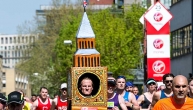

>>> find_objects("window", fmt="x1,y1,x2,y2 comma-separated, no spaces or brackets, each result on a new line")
12,51,14,57
22,37,24,43
5,37,8,44
10,37,12,43
14,37,16,43
1,38,3,44
171,24,192,58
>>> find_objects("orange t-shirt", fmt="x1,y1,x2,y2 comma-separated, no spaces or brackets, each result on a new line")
153,97,193,110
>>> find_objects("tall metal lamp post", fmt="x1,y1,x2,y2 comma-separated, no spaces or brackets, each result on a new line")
63,40,73,105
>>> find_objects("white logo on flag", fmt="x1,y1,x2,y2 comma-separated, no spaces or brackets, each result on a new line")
152,60,165,73
153,39,163,49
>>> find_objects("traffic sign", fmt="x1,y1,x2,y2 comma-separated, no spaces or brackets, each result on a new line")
144,2,173,31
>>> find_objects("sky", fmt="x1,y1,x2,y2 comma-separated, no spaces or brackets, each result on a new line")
0,0,52,34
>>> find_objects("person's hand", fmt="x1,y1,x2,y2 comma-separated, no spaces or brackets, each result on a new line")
125,101,132,108
112,106,119,110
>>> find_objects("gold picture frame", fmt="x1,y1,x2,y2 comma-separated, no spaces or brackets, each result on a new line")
70,67,107,109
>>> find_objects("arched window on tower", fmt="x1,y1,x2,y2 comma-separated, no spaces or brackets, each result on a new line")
88,41,90,49
82,57,84,67
79,41,81,49
85,57,87,67
82,41,84,49
88,57,90,67
85,41,87,48
78,57,80,67
91,57,93,67
94,57,96,67
91,41,93,48
97,57,100,66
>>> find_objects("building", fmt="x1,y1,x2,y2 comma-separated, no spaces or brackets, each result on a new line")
0,34,38,96
0,34,38,68
0,55,31,96
170,0,192,77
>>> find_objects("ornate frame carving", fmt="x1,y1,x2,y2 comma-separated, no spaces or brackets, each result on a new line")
71,67,107,107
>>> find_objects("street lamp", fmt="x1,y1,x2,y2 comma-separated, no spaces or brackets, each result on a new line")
64,40,72,45
64,40,73,105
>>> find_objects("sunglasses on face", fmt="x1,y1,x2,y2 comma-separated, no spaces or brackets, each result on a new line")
0,101,6,105
148,82,156,85
165,80,173,83
61,88,67,91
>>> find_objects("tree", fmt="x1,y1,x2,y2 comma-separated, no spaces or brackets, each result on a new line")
55,4,146,80
16,0,83,95
16,1,146,95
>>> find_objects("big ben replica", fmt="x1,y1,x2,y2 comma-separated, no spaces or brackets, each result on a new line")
68,3,108,110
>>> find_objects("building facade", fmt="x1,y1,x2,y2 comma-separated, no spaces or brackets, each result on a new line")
170,0,192,77
1,67,31,97
0,34,38,68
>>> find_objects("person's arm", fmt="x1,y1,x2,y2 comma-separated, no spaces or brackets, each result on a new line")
118,95,128,110
126,92,140,110
137,94,144,106
31,100,38,110
150,91,160,110
50,98,57,110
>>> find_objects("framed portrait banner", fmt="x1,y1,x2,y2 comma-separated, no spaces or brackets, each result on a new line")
70,67,108,110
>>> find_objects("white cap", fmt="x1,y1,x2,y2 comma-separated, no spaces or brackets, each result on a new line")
60,83,67,89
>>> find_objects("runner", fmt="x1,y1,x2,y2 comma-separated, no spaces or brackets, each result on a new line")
132,86,139,100
18,90,32,110
107,76,127,110
116,76,140,110
151,74,174,110
125,81,133,92
0,93,7,110
188,76,193,98
153,75,193,110
7,91,24,110
51,83,68,110
137,78,156,109
32,87,52,110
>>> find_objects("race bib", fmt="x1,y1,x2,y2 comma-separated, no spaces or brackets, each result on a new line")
107,102,114,108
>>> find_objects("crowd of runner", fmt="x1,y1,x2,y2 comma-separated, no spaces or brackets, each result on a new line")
0,73,193,110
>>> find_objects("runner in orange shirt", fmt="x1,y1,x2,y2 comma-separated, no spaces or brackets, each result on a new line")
153,75,193,110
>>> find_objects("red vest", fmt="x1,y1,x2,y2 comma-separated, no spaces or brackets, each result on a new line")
36,98,51,110
56,96,67,110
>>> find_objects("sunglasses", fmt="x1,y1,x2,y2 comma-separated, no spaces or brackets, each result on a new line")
165,80,173,83
0,101,6,105
148,82,156,85
61,88,67,91
117,76,126,80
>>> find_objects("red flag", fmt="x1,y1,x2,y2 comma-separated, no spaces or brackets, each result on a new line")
83,0,87,7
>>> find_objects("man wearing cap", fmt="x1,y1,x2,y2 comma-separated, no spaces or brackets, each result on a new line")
137,78,156,109
107,76,127,110
125,81,133,92
51,83,68,110
0,93,7,110
7,91,24,110
32,87,52,110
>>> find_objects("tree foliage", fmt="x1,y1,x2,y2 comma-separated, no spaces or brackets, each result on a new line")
16,1,146,95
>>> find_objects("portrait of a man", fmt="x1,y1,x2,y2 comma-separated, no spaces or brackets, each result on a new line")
78,73,100,97
79,77,93,96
